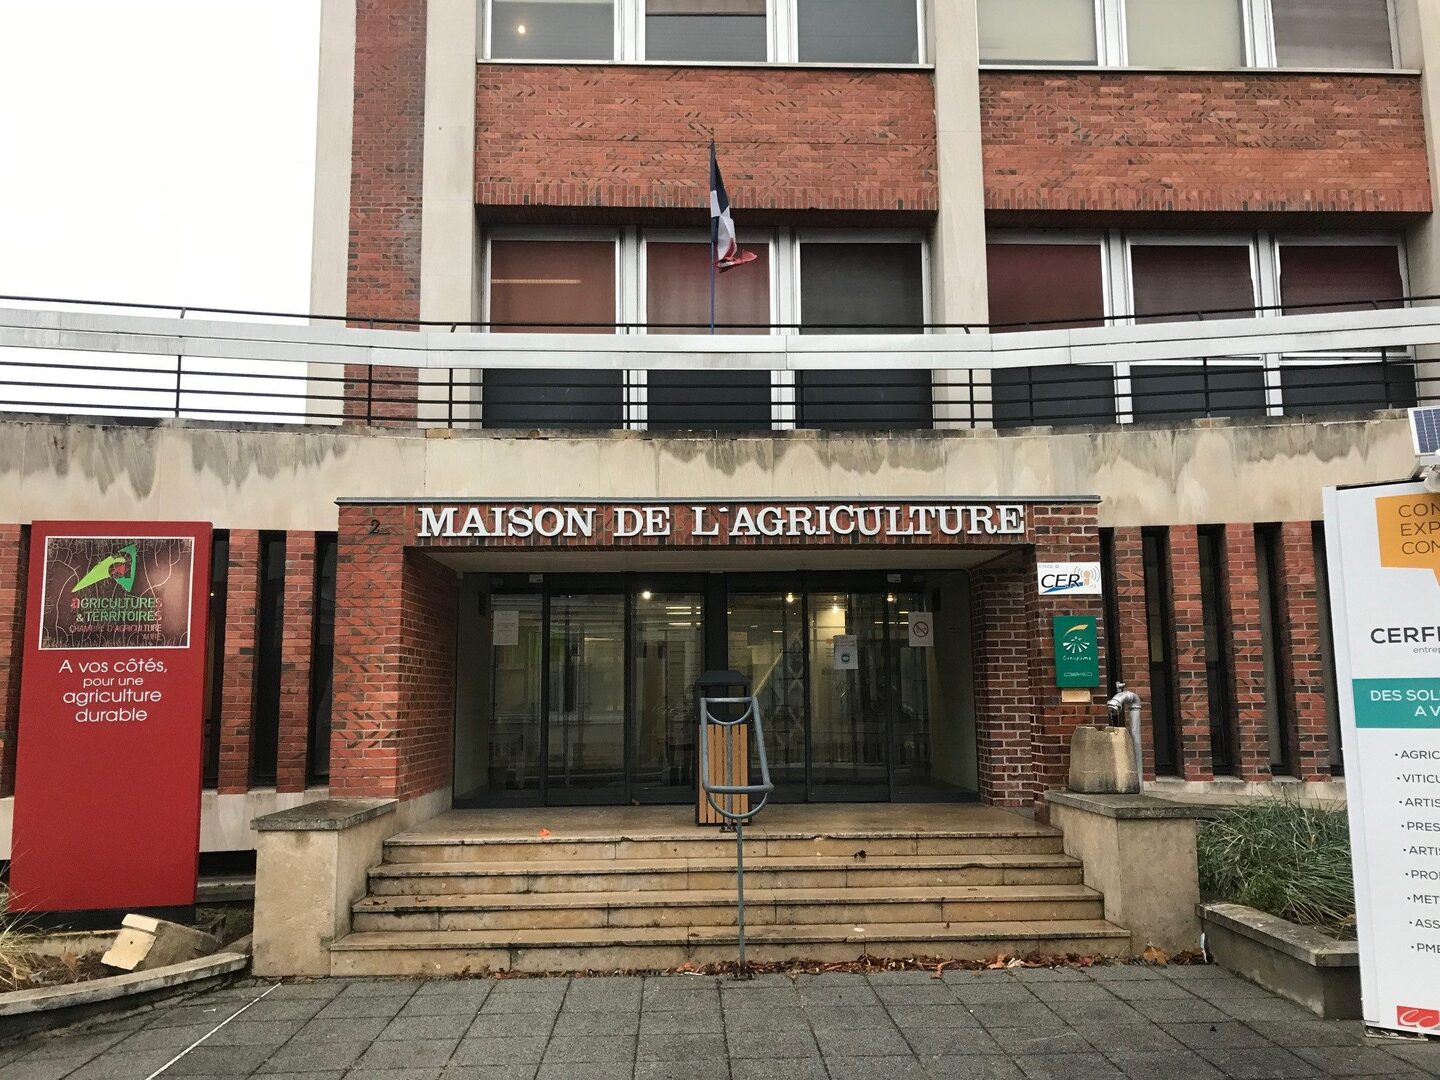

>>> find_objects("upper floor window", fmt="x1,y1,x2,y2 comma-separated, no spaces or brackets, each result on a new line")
484,0,926,64
646,0,766,63
490,0,616,61
979,0,1396,69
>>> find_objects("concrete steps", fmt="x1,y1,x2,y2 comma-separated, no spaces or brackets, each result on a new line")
330,920,1132,976
332,813,1131,974
352,883,1107,931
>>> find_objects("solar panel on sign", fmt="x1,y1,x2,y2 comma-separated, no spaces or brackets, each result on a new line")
1410,407,1440,457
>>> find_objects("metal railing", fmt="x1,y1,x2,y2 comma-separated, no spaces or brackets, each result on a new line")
1,297,1437,432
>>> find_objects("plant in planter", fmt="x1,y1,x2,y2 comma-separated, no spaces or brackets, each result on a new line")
1197,798,1354,934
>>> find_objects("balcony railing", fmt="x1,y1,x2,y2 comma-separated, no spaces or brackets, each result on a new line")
0,295,1437,432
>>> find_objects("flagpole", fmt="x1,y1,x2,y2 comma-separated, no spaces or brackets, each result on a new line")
709,141,717,336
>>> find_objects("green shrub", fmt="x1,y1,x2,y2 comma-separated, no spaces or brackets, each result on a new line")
1197,798,1355,932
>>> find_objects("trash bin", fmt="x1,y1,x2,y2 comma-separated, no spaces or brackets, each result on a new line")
695,670,752,827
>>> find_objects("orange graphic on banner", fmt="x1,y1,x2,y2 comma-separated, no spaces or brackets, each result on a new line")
1376,492,1440,585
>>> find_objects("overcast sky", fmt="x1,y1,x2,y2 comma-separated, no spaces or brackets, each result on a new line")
0,1,321,316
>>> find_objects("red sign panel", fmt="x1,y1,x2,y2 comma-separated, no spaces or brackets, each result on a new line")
11,522,212,913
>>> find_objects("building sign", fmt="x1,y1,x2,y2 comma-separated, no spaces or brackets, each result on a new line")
1038,562,1103,596
416,501,1028,546
833,635,859,671
1052,616,1100,688
1323,482,1440,1035
11,522,212,915
908,611,935,648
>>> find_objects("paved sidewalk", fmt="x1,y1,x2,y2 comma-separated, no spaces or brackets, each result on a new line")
3,965,1439,1079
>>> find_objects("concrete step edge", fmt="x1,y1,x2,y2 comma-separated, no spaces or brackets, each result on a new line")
371,854,1083,877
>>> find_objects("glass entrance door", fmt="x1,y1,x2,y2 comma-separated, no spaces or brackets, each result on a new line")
809,591,891,800
631,589,705,802
727,590,808,797
547,593,627,804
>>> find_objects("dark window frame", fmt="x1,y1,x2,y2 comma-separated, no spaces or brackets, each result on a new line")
307,533,338,785
1142,528,1181,777
250,532,287,788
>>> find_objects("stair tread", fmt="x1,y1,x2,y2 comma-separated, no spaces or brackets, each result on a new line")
355,884,1103,911
371,853,1082,877
386,828,1059,846
332,919,1131,951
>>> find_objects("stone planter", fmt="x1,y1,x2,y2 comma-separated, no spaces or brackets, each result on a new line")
1199,902,1360,1020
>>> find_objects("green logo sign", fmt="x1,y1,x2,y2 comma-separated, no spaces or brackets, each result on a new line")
71,543,138,594
1053,616,1100,688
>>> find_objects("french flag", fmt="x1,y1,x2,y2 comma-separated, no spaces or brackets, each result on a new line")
710,143,758,273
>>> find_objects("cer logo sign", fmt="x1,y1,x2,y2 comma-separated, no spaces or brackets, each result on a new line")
1037,562,1103,597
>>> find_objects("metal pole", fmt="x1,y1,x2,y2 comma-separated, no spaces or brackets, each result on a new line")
735,817,747,973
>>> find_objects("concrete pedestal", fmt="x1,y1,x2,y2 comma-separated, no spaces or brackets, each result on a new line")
1047,792,1210,956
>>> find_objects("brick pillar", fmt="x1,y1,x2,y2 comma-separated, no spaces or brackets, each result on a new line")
1029,510,1108,800
1167,526,1214,781
1221,524,1270,782
1110,527,1155,780
0,525,28,797
276,532,317,793
343,0,429,423
218,530,261,793
1277,521,1331,782
330,506,458,800
971,565,1035,808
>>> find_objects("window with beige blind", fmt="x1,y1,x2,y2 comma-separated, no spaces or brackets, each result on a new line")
977,0,1097,65
1270,0,1394,69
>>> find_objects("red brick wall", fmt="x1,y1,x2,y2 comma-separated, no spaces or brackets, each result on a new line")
982,71,1431,215
218,530,261,793
0,525,28,797
348,0,427,322
971,564,1034,808
1167,526,1214,781
1276,521,1331,781
1221,524,1270,782
277,533,317,793
476,66,937,215
1109,528,1155,780
330,506,459,800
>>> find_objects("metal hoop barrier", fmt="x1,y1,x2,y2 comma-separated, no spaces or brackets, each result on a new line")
698,694,775,975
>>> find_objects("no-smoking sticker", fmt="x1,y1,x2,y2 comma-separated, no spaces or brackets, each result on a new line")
908,611,934,648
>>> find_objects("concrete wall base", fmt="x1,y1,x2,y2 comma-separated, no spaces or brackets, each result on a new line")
1047,792,1208,956
1200,902,1361,1020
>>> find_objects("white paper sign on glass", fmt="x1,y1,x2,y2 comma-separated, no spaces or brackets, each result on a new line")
908,611,935,648
1323,481,1440,1036
833,634,859,671
492,608,521,648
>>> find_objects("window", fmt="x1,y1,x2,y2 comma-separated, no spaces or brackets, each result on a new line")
1129,243,1266,420
1256,524,1291,776
484,0,925,64
986,241,1115,428
978,0,1395,70
798,241,930,429
1271,0,1394,69
796,0,919,63
1278,243,1414,414
645,240,773,430
489,0,616,60
307,533,338,785
645,0,766,62
1124,0,1245,68
251,533,286,787
201,531,230,789
1198,526,1237,776
978,0,1097,65
1143,529,1180,776
485,237,624,428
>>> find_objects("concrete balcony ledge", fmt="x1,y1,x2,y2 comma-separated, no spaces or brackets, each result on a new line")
1046,791,1219,820
252,798,395,833
1198,902,1360,1019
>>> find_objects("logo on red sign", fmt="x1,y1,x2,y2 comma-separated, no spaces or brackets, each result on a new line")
1397,1006,1440,1030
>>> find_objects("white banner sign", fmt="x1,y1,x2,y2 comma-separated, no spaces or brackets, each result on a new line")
833,635,859,671
1037,562,1103,597
1324,481,1440,1035
908,611,935,648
